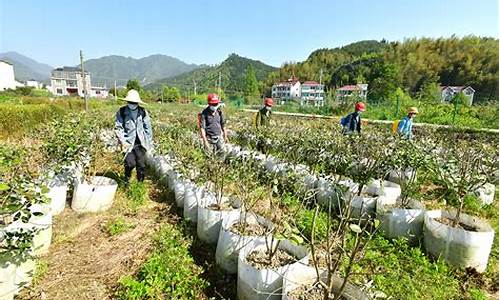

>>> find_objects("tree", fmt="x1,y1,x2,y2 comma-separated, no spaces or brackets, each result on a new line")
244,64,260,99
126,79,142,91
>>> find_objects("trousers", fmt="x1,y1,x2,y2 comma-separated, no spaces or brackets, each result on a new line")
124,146,146,182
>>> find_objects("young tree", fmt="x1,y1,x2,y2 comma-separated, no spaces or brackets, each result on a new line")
126,79,142,91
244,64,260,101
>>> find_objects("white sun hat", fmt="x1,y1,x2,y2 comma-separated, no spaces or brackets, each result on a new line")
120,89,145,104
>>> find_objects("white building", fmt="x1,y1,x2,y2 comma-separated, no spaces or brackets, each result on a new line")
26,79,43,89
335,84,368,102
271,77,301,104
0,60,24,91
49,66,91,97
90,86,109,99
440,85,475,105
300,81,325,106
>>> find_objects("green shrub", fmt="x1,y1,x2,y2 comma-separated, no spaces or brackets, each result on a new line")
104,217,135,236
126,182,149,212
116,223,208,299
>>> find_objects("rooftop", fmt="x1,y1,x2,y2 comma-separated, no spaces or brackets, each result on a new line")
53,66,88,72
0,59,13,66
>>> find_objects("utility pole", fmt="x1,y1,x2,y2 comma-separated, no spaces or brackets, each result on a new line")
80,50,88,111
192,78,197,96
319,68,323,106
218,71,222,96
114,80,117,100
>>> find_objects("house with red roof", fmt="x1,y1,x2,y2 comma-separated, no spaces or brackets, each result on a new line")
440,85,475,105
271,76,302,104
335,83,368,102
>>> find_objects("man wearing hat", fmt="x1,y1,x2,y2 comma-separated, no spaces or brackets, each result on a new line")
254,97,273,128
397,107,418,139
115,89,153,183
198,93,227,153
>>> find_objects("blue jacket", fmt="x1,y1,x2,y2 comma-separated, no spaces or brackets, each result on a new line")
397,116,413,138
115,106,153,153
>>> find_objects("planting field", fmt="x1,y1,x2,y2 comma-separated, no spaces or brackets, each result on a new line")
0,100,498,300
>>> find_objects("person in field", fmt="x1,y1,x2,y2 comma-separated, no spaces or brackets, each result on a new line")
341,102,365,135
115,89,153,184
198,93,228,153
397,107,418,139
254,97,273,128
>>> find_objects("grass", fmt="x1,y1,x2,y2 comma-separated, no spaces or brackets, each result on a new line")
32,259,49,285
103,217,135,236
116,223,209,299
126,182,149,213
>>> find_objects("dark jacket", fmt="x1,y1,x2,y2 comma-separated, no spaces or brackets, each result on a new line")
342,111,361,134
255,106,272,127
198,107,225,137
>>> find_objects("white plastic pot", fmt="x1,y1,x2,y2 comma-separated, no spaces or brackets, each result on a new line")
197,197,241,244
282,264,370,300
71,176,118,213
46,175,68,215
215,213,271,274
365,179,401,201
472,183,495,206
173,179,188,208
376,197,425,243
14,254,35,294
30,204,53,256
0,256,15,300
237,239,309,300
423,209,494,272
349,195,378,220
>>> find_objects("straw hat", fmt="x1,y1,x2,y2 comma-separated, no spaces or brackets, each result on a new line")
408,107,419,114
120,89,145,104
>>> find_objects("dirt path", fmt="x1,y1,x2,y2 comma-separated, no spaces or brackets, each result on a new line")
18,181,169,300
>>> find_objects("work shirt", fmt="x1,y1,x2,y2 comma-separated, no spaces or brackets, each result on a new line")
397,116,413,138
342,112,362,135
199,107,225,137
115,106,153,153
255,106,272,127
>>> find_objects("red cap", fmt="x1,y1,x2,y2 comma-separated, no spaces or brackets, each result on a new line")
264,98,274,107
355,102,366,112
207,93,220,105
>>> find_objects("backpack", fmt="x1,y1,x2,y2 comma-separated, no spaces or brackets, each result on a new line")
197,108,223,129
340,113,352,127
392,120,400,135
120,106,146,123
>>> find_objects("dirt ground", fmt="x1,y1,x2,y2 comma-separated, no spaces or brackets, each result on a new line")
17,181,168,300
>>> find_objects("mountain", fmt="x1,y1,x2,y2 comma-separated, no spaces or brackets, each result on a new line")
83,54,201,87
147,53,278,94
0,51,53,82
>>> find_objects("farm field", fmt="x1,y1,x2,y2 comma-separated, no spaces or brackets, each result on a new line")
0,100,498,300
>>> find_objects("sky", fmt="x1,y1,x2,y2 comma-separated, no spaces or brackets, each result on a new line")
0,0,498,67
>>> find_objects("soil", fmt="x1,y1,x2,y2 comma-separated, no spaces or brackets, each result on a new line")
229,222,266,236
287,284,346,300
246,248,296,270
436,217,479,232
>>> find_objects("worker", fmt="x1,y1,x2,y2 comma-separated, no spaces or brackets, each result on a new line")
198,93,228,154
115,89,153,184
255,97,273,128
341,102,365,135
397,107,418,138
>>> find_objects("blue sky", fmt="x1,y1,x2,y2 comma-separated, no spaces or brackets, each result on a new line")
0,0,498,67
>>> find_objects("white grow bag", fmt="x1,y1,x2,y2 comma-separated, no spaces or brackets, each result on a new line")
387,168,416,185
282,264,370,300
71,176,118,213
173,178,188,208
215,214,271,274
183,184,211,222
423,209,494,272
46,175,68,215
197,196,241,244
13,254,35,294
472,183,496,206
376,197,425,243
0,256,15,300
349,195,378,220
365,179,401,201
237,239,309,300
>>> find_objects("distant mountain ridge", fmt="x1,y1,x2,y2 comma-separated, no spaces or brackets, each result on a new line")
0,51,53,82
82,54,201,87
147,53,278,94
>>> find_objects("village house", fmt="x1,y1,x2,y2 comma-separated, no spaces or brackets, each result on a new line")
26,79,43,89
335,83,368,102
0,60,24,91
440,85,475,105
271,77,301,104
90,86,109,99
300,81,325,106
49,66,91,97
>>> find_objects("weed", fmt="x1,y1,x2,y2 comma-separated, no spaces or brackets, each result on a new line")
103,217,135,236
126,182,149,212
33,259,48,285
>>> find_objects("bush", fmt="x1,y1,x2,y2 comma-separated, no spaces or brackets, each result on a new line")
116,223,208,299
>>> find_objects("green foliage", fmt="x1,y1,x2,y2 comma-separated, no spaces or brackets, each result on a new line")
161,85,181,103
126,80,142,92
296,208,331,242
126,182,149,212
116,223,208,299
104,217,135,236
33,259,49,285
244,64,260,98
